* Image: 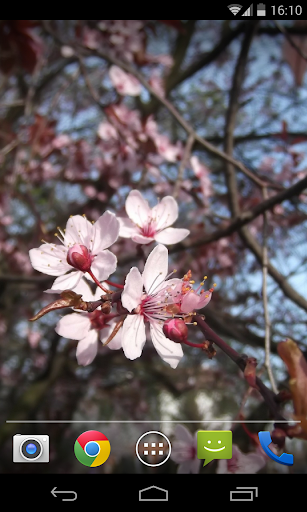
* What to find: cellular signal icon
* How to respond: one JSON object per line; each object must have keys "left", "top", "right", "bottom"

{"left": 227, "top": 4, "right": 243, "bottom": 15}
{"left": 242, "top": 3, "right": 253, "bottom": 15}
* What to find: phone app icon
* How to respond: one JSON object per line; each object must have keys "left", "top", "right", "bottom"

{"left": 74, "top": 430, "right": 111, "bottom": 467}
{"left": 197, "top": 430, "right": 232, "bottom": 466}
{"left": 258, "top": 431, "right": 293, "bottom": 466}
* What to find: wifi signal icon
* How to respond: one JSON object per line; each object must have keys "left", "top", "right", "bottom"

{"left": 228, "top": 3, "right": 243, "bottom": 14}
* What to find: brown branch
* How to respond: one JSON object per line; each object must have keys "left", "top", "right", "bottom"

{"left": 169, "top": 22, "right": 248, "bottom": 92}
{"left": 74, "top": 42, "right": 269, "bottom": 189}
{"left": 173, "top": 133, "right": 194, "bottom": 198}
{"left": 222, "top": 21, "right": 307, "bottom": 315}
{"left": 224, "top": 22, "right": 259, "bottom": 217}
{"left": 261, "top": 186, "right": 278, "bottom": 393}
{"left": 199, "top": 130, "right": 307, "bottom": 146}
{"left": 43, "top": 22, "right": 285, "bottom": 191}
{"left": 275, "top": 21, "right": 307, "bottom": 61}
{"left": 194, "top": 314, "right": 286, "bottom": 421}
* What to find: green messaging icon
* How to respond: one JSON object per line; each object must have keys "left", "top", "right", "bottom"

{"left": 197, "top": 430, "right": 232, "bottom": 467}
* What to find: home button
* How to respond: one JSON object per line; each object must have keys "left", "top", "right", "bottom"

{"left": 139, "top": 485, "right": 168, "bottom": 501}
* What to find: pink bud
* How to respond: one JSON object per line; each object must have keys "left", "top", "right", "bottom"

{"left": 163, "top": 318, "right": 188, "bottom": 343}
{"left": 66, "top": 244, "right": 93, "bottom": 272}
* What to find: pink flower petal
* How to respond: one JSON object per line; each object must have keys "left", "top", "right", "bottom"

{"left": 91, "top": 211, "right": 119, "bottom": 253}
{"left": 122, "top": 314, "right": 146, "bottom": 359}
{"left": 151, "top": 196, "right": 178, "bottom": 230}
{"left": 181, "top": 292, "right": 200, "bottom": 313}
{"left": 197, "top": 291, "right": 212, "bottom": 309}
{"left": 117, "top": 217, "right": 138, "bottom": 238}
{"left": 72, "top": 278, "right": 95, "bottom": 301}
{"left": 149, "top": 322, "right": 183, "bottom": 368}
{"left": 29, "top": 245, "right": 71, "bottom": 276}
{"left": 64, "top": 215, "right": 92, "bottom": 248}
{"left": 142, "top": 244, "right": 168, "bottom": 294}
{"left": 97, "top": 121, "right": 118, "bottom": 141}
{"left": 131, "top": 233, "right": 155, "bottom": 244}
{"left": 174, "top": 424, "right": 194, "bottom": 444}
{"left": 90, "top": 250, "right": 117, "bottom": 282}
{"left": 122, "top": 267, "right": 143, "bottom": 312}
{"left": 50, "top": 270, "right": 83, "bottom": 291}
{"left": 55, "top": 313, "right": 90, "bottom": 340}
{"left": 125, "top": 190, "right": 151, "bottom": 226}
{"left": 76, "top": 330, "right": 98, "bottom": 365}
{"left": 99, "top": 322, "right": 122, "bottom": 349}
{"left": 109, "top": 65, "right": 141, "bottom": 96}
{"left": 155, "top": 227, "right": 190, "bottom": 245}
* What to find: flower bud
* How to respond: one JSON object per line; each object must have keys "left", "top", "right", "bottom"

{"left": 67, "top": 244, "right": 93, "bottom": 272}
{"left": 163, "top": 318, "right": 188, "bottom": 343}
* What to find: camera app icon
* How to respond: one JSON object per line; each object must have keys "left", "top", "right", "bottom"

{"left": 13, "top": 434, "right": 49, "bottom": 463}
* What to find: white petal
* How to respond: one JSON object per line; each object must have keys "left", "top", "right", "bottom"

{"left": 29, "top": 245, "right": 71, "bottom": 276}
{"left": 151, "top": 196, "right": 178, "bottom": 230}
{"left": 174, "top": 424, "right": 193, "bottom": 444}
{"left": 150, "top": 322, "right": 183, "bottom": 368}
{"left": 122, "top": 314, "right": 146, "bottom": 360}
{"left": 121, "top": 267, "right": 143, "bottom": 312}
{"left": 50, "top": 270, "right": 83, "bottom": 291}
{"left": 131, "top": 233, "right": 155, "bottom": 245}
{"left": 125, "top": 190, "right": 151, "bottom": 226}
{"left": 238, "top": 452, "right": 266, "bottom": 473}
{"left": 55, "top": 313, "right": 90, "bottom": 340}
{"left": 76, "top": 330, "right": 98, "bottom": 365}
{"left": 91, "top": 211, "right": 120, "bottom": 253}
{"left": 99, "top": 322, "right": 122, "bottom": 350}
{"left": 90, "top": 250, "right": 117, "bottom": 282}
{"left": 64, "top": 215, "right": 93, "bottom": 248}
{"left": 117, "top": 217, "right": 138, "bottom": 238}
{"left": 142, "top": 244, "right": 168, "bottom": 294}
{"left": 155, "top": 227, "right": 190, "bottom": 245}
{"left": 72, "top": 278, "right": 95, "bottom": 300}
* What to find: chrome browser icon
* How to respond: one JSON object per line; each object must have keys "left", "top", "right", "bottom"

{"left": 74, "top": 430, "right": 111, "bottom": 467}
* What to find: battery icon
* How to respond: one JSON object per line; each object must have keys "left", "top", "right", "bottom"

{"left": 257, "top": 3, "right": 266, "bottom": 15}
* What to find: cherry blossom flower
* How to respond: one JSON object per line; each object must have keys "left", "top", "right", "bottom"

{"left": 171, "top": 425, "right": 200, "bottom": 474}
{"left": 121, "top": 244, "right": 184, "bottom": 368}
{"left": 118, "top": 190, "right": 190, "bottom": 245}
{"left": 190, "top": 155, "right": 213, "bottom": 201}
{"left": 29, "top": 211, "right": 119, "bottom": 291}
{"left": 97, "top": 121, "right": 118, "bottom": 141}
{"left": 216, "top": 444, "right": 266, "bottom": 474}
{"left": 55, "top": 279, "right": 122, "bottom": 366}
{"left": 169, "top": 270, "right": 213, "bottom": 314}
{"left": 109, "top": 65, "right": 141, "bottom": 96}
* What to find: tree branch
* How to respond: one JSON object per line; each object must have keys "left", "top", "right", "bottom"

{"left": 194, "top": 314, "right": 286, "bottom": 421}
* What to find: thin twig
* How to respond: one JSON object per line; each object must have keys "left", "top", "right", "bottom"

{"left": 261, "top": 186, "right": 278, "bottom": 393}
{"left": 41, "top": 22, "right": 270, "bottom": 190}
{"left": 0, "top": 139, "right": 19, "bottom": 156}
{"left": 173, "top": 134, "right": 194, "bottom": 198}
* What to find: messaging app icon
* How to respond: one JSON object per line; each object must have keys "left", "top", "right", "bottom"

{"left": 197, "top": 430, "right": 232, "bottom": 467}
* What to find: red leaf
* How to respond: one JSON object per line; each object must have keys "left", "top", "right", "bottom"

{"left": 0, "top": 20, "right": 43, "bottom": 74}
{"left": 282, "top": 21, "right": 307, "bottom": 86}
{"left": 278, "top": 339, "right": 307, "bottom": 438}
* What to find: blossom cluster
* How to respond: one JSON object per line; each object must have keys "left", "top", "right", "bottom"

{"left": 29, "top": 190, "right": 213, "bottom": 368}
